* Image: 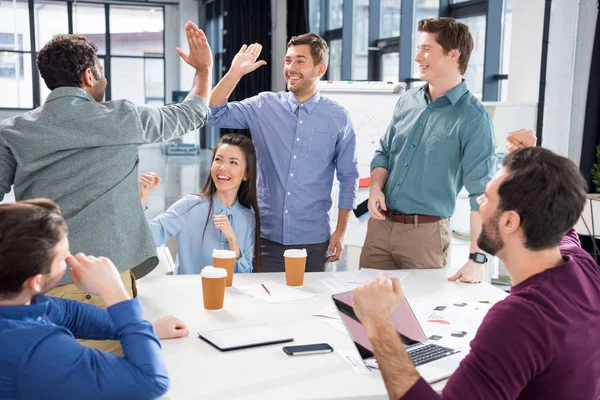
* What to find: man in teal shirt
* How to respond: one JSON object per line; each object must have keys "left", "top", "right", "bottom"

{"left": 361, "top": 17, "right": 494, "bottom": 282}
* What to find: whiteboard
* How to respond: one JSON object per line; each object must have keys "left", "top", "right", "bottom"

{"left": 319, "top": 81, "right": 406, "bottom": 247}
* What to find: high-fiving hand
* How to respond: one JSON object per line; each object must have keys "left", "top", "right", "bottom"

{"left": 229, "top": 44, "right": 268, "bottom": 77}
{"left": 177, "top": 21, "right": 213, "bottom": 71}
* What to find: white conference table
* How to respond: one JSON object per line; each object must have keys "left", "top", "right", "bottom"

{"left": 137, "top": 269, "right": 508, "bottom": 400}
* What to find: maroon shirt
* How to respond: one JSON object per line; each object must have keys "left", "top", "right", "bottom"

{"left": 403, "top": 229, "right": 600, "bottom": 400}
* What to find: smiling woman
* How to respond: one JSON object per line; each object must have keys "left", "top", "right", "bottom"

{"left": 139, "top": 134, "right": 262, "bottom": 275}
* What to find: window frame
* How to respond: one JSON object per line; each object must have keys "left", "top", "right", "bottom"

{"left": 311, "top": 0, "right": 509, "bottom": 101}
{"left": 0, "top": 0, "right": 167, "bottom": 111}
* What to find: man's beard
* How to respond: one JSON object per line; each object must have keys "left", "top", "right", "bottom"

{"left": 477, "top": 211, "right": 504, "bottom": 256}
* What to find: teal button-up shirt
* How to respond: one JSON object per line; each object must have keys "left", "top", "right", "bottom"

{"left": 371, "top": 81, "right": 495, "bottom": 218}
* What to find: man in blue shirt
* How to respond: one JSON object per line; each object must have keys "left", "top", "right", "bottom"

{"left": 362, "top": 18, "right": 496, "bottom": 282}
{"left": 207, "top": 33, "right": 359, "bottom": 272}
{"left": 0, "top": 199, "right": 189, "bottom": 399}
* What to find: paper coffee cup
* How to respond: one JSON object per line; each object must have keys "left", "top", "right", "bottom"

{"left": 212, "top": 249, "right": 236, "bottom": 287}
{"left": 201, "top": 266, "right": 227, "bottom": 310}
{"left": 284, "top": 249, "right": 307, "bottom": 287}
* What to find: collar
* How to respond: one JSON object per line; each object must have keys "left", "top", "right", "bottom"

{"left": 422, "top": 79, "right": 468, "bottom": 106}
{"left": 213, "top": 193, "right": 241, "bottom": 215}
{"left": 0, "top": 296, "right": 50, "bottom": 322}
{"left": 45, "top": 87, "right": 96, "bottom": 104}
{"left": 286, "top": 91, "right": 321, "bottom": 114}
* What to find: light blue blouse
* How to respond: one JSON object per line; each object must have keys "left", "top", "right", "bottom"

{"left": 147, "top": 194, "right": 255, "bottom": 274}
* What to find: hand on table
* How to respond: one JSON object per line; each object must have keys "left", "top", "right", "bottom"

{"left": 152, "top": 315, "right": 189, "bottom": 339}
{"left": 448, "top": 259, "right": 485, "bottom": 283}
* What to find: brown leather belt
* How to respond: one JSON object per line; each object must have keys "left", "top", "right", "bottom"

{"left": 382, "top": 209, "right": 441, "bottom": 224}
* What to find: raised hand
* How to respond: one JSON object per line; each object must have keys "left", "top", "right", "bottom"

{"left": 229, "top": 43, "right": 268, "bottom": 77}
{"left": 139, "top": 172, "right": 161, "bottom": 199}
{"left": 506, "top": 129, "right": 536, "bottom": 152}
{"left": 177, "top": 21, "right": 213, "bottom": 71}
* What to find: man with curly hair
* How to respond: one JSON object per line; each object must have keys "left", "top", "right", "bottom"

{"left": 0, "top": 21, "right": 212, "bottom": 353}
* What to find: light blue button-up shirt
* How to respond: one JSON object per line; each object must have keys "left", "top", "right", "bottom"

{"left": 371, "top": 81, "right": 495, "bottom": 218}
{"left": 208, "top": 91, "right": 359, "bottom": 245}
{"left": 147, "top": 194, "right": 255, "bottom": 274}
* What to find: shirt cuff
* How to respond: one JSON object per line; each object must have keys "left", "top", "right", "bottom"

{"left": 370, "top": 156, "right": 389, "bottom": 171}
{"left": 469, "top": 195, "right": 481, "bottom": 211}
{"left": 209, "top": 103, "right": 227, "bottom": 113}
{"left": 400, "top": 377, "right": 439, "bottom": 400}
{"left": 107, "top": 298, "right": 146, "bottom": 330}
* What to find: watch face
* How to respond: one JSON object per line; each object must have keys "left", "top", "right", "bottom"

{"left": 471, "top": 253, "right": 486, "bottom": 263}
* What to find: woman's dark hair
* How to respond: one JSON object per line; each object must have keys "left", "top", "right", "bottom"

{"left": 499, "top": 147, "right": 587, "bottom": 250}
{"left": 37, "top": 34, "right": 100, "bottom": 90}
{"left": 0, "top": 199, "right": 69, "bottom": 299}
{"left": 198, "top": 134, "right": 261, "bottom": 271}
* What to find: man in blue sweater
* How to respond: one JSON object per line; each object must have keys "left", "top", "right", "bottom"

{"left": 0, "top": 199, "right": 188, "bottom": 399}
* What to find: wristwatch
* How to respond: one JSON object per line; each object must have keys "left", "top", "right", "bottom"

{"left": 469, "top": 252, "right": 488, "bottom": 264}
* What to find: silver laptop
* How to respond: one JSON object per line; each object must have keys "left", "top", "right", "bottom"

{"left": 332, "top": 291, "right": 463, "bottom": 384}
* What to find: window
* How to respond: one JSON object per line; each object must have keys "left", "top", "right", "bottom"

{"left": 352, "top": 0, "right": 369, "bottom": 80}
{"left": 411, "top": 0, "right": 439, "bottom": 85}
{"left": 329, "top": 39, "right": 342, "bottom": 81}
{"left": 309, "top": 0, "right": 321, "bottom": 34}
{"left": 110, "top": 5, "right": 165, "bottom": 105}
{"left": 34, "top": 1, "right": 68, "bottom": 51}
{"left": 73, "top": 3, "right": 106, "bottom": 55}
{"left": 110, "top": 6, "right": 164, "bottom": 57}
{"left": 0, "top": 1, "right": 165, "bottom": 110}
{"left": 380, "top": 0, "right": 401, "bottom": 38}
{"left": 0, "top": 0, "right": 32, "bottom": 108}
{"left": 111, "top": 57, "right": 164, "bottom": 105}
{"left": 457, "top": 15, "right": 486, "bottom": 100}
{"left": 329, "top": 0, "right": 344, "bottom": 30}
{"left": 382, "top": 52, "right": 399, "bottom": 82}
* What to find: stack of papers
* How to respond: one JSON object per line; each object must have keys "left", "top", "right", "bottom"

{"left": 237, "top": 282, "right": 316, "bottom": 304}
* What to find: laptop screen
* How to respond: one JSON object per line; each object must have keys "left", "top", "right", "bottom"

{"left": 332, "top": 291, "right": 428, "bottom": 359}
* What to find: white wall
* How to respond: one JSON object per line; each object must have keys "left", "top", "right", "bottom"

{"left": 542, "top": 0, "right": 597, "bottom": 160}
{"left": 507, "top": 0, "right": 545, "bottom": 103}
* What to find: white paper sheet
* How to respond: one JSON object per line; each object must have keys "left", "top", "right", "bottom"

{"left": 318, "top": 277, "right": 352, "bottom": 293}
{"left": 237, "top": 282, "right": 316, "bottom": 304}
{"left": 339, "top": 351, "right": 376, "bottom": 374}
{"left": 313, "top": 302, "right": 340, "bottom": 320}
{"left": 331, "top": 268, "right": 410, "bottom": 289}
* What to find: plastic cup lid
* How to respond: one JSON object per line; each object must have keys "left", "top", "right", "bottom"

{"left": 284, "top": 249, "right": 307, "bottom": 258}
{"left": 201, "top": 266, "right": 228, "bottom": 278}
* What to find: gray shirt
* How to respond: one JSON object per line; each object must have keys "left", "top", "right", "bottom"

{"left": 0, "top": 87, "right": 209, "bottom": 285}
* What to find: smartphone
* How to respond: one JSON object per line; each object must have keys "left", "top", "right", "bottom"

{"left": 282, "top": 343, "right": 334, "bottom": 356}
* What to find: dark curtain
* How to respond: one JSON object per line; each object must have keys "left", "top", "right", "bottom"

{"left": 580, "top": 4, "right": 600, "bottom": 191}
{"left": 222, "top": 0, "right": 272, "bottom": 135}
{"left": 287, "top": 0, "right": 309, "bottom": 41}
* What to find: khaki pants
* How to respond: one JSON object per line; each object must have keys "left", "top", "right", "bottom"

{"left": 46, "top": 270, "right": 137, "bottom": 355}
{"left": 359, "top": 217, "right": 450, "bottom": 270}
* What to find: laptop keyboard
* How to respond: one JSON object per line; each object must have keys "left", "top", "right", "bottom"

{"left": 407, "top": 344, "right": 460, "bottom": 367}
